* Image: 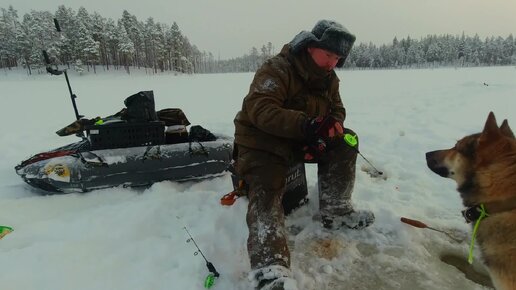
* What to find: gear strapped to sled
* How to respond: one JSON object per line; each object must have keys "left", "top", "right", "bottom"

{"left": 16, "top": 88, "right": 233, "bottom": 194}
{"left": 18, "top": 26, "right": 234, "bottom": 194}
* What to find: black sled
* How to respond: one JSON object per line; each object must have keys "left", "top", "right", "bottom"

{"left": 14, "top": 90, "right": 233, "bottom": 194}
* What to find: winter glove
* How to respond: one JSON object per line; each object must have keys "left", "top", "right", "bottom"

{"left": 302, "top": 116, "right": 344, "bottom": 160}
{"left": 304, "top": 116, "right": 344, "bottom": 141}
{"left": 303, "top": 140, "right": 327, "bottom": 161}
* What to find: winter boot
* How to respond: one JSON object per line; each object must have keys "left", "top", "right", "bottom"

{"left": 317, "top": 129, "right": 375, "bottom": 230}
{"left": 258, "top": 277, "right": 298, "bottom": 290}
{"left": 249, "top": 265, "right": 298, "bottom": 290}
{"left": 322, "top": 207, "right": 375, "bottom": 230}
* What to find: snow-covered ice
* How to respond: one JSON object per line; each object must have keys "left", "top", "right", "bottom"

{"left": 1, "top": 66, "right": 515, "bottom": 289}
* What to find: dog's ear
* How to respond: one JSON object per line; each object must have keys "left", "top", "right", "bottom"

{"left": 500, "top": 119, "right": 515, "bottom": 139}
{"left": 479, "top": 112, "right": 502, "bottom": 144}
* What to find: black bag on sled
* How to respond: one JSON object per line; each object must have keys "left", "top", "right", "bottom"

{"left": 123, "top": 91, "right": 158, "bottom": 122}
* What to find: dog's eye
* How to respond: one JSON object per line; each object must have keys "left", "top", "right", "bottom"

{"left": 453, "top": 133, "right": 481, "bottom": 158}
{"left": 456, "top": 140, "right": 477, "bottom": 158}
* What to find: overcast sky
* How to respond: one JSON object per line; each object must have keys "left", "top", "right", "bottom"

{"left": 2, "top": 0, "right": 515, "bottom": 59}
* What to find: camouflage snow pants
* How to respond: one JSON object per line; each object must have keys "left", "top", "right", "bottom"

{"left": 236, "top": 129, "right": 358, "bottom": 270}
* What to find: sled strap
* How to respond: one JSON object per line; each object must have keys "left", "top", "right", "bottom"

{"left": 75, "top": 151, "right": 108, "bottom": 167}
{"left": 142, "top": 145, "right": 162, "bottom": 161}
{"left": 189, "top": 141, "right": 209, "bottom": 156}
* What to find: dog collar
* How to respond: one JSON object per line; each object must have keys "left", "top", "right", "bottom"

{"left": 464, "top": 204, "right": 489, "bottom": 264}
{"left": 462, "top": 205, "right": 487, "bottom": 224}
{"left": 462, "top": 197, "right": 516, "bottom": 223}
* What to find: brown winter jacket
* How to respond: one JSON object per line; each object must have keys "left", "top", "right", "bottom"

{"left": 234, "top": 44, "right": 346, "bottom": 160}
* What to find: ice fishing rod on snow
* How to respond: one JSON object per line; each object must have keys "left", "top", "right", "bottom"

{"left": 42, "top": 18, "right": 83, "bottom": 122}
{"left": 177, "top": 217, "right": 220, "bottom": 288}
{"left": 343, "top": 133, "right": 383, "bottom": 176}
{"left": 400, "top": 217, "right": 463, "bottom": 243}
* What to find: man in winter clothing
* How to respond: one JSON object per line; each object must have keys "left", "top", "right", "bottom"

{"left": 233, "top": 20, "right": 375, "bottom": 290}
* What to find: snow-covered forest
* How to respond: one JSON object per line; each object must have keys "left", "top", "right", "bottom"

{"left": 1, "top": 5, "right": 515, "bottom": 75}
{"left": 0, "top": 5, "right": 211, "bottom": 75}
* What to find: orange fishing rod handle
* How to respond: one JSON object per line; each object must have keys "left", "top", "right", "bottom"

{"left": 400, "top": 217, "right": 428, "bottom": 228}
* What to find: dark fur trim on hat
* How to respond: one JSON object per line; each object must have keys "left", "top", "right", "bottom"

{"left": 289, "top": 20, "right": 355, "bottom": 68}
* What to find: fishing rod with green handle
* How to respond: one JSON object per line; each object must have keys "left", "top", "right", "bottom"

{"left": 177, "top": 217, "right": 220, "bottom": 288}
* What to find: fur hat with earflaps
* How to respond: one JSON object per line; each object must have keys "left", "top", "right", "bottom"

{"left": 290, "top": 20, "right": 356, "bottom": 68}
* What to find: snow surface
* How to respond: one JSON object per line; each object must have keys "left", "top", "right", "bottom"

{"left": 1, "top": 66, "right": 515, "bottom": 290}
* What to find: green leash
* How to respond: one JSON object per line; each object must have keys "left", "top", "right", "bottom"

{"left": 468, "top": 204, "right": 489, "bottom": 264}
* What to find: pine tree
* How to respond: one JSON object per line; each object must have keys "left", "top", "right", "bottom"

{"left": 91, "top": 12, "right": 109, "bottom": 70}
{"left": 104, "top": 19, "right": 119, "bottom": 69}
{"left": 180, "top": 36, "right": 194, "bottom": 73}
{"left": 0, "top": 6, "right": 20, "bottom": 68}
{"left": 117, "top": 20, "right": 134, "bottom": 73}
{"left": 120, "top": 10, "right": 144, "bottom": 68}
{"left": 54, "top": 5, "right": 77, "bottom": 68}
{"left": 143, "top": 17, "right": 159, "bottom": 73}
{"left": 76, "top": 21, "right": 99, "bottom": 72}
{"left": 169, "top": 22, "right": 183, "bottom": 72}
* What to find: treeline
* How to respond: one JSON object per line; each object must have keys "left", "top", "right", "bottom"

{"left": 213, "top": 33, "right": 516, "bottom": 72}
{"left": 344, "top": 34, "right": 516, "bottom": 69}
{"left": 0, "top": 5, "right": 220, "bottom": 74}
{"left": 1, "top": 5, "right": 515, "bottom": 75}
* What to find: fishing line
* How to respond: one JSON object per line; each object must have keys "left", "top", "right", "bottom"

{"left": 344, "top": 133, "right": 383, "bottom": 176}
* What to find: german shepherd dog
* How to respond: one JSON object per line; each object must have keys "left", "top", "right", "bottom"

{"left": 426, "top": 112, "right": 516, "bottom": 290}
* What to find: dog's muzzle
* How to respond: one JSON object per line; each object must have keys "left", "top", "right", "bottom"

{"left": 426, "top": 151, "right": 450, "bottom": 177}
